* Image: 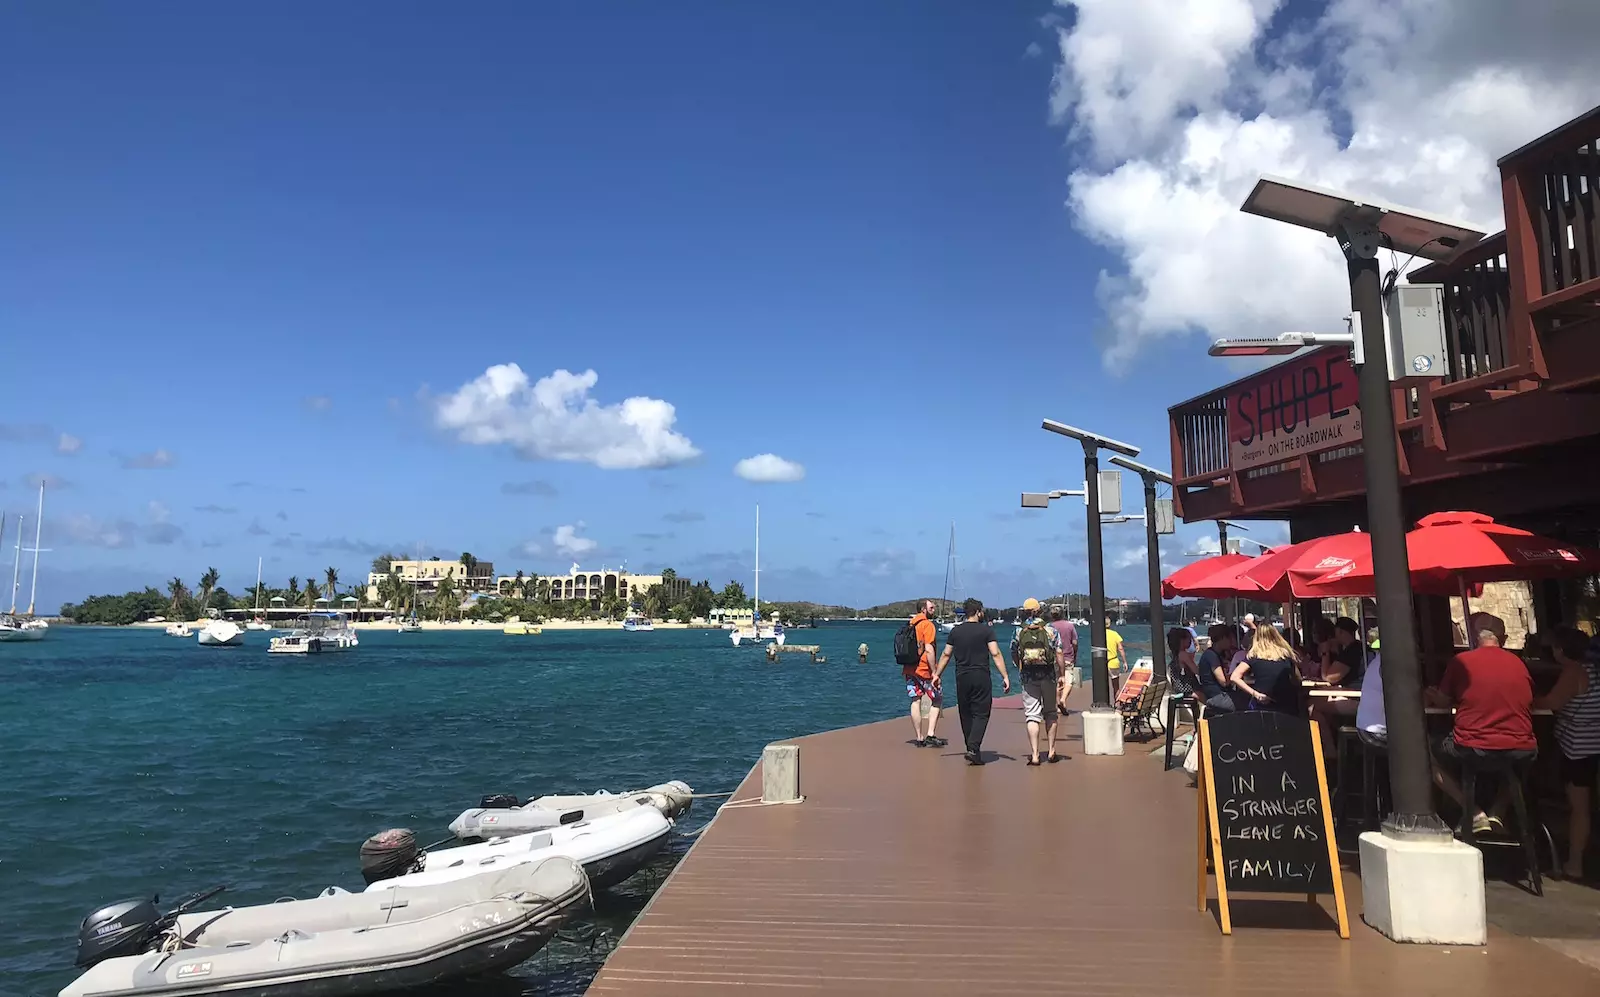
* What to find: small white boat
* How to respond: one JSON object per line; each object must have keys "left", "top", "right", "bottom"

{"left": 195, "top": 620, "right": 244, "bottom": 647}
{"left": 502, "top": 621, "right": 541, "bottom": 635}
{"left": 621, "top": 614, "right": 654, "bottom": 632}
{"left": 364, "top": 803, "right": 671, "bottom": 894}
{"left": 62, "top": 857, "right": 589, "bottom": 997}
{"left": 449, "top": 780, "right": 694, "bottom": 841}
{"left": 731, "top": 621, "right": 784, "bottom": 646}
{"left": 243, "top": 619, "right": 272, "bottom": 631}
{"left": 269, "top": 612, "right": 359, "bottom": 654}
{"left": 163, "top": 623, "right": 192, "bottom": 638}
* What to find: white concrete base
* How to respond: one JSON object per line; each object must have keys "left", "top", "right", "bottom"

{"left": 1081, "top": 709, "right": 1125, "bottom": 756}
{"left": 761, "top": 743, "right": 801, "bottom": 804}
{"left": 1358, "top": 830, "right": 1486, "bottom": 945}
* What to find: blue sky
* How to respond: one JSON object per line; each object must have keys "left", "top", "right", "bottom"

{"left": 20, "top": 1, "right": 1495, "bottom": 611}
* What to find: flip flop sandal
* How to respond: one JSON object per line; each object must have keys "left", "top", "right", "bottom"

{"left": 1027, "top": 756, "right": 1042, "bottom": 766}
{"left": 1047, "top": 753, "right": 1062, "bottom": 763}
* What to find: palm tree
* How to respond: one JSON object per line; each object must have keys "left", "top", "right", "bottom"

{"left": 324, "top": 566, "right": 339, "bottom": 600}
{"left": 197, "top": 567, "right": 220, "bottom": 613}
{"left": 287, "top": 576, "right": 300, "bottom": 599}
{"left": 167, "top": 577, "right": 189, "bottom": 617}
{"left": 513, "top": 570, "right": 525, "bottom": 600}
{"left": 434, "top": 577, "right": 457, "bottom": 621}
{"left": 303, "top": 580, "right": 321, "bottom": 613}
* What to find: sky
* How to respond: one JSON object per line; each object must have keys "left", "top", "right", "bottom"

{"left": 4, "top": 1, "right": 1599, "bottom": 611}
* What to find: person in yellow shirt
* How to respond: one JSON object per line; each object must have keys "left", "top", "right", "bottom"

{"left": 1104, "top": 612, "right": 1126, "bottom": 697}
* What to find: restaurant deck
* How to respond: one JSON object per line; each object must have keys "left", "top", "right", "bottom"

{"left": 586, "top": 690, "right": 1600, "bottom": 995}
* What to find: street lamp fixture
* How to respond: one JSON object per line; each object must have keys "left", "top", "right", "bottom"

{"left": 1237, "top": 174, "right": 1488, "bottom": 849}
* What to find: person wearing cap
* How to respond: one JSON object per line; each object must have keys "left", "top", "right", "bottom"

{"left": 1010, "top": 597, "right": 1065, "bottom": 765}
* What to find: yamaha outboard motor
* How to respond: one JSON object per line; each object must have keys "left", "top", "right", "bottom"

{"left": 479, "top": 793, "right": 520, "bottom": 809}
{"left": 75, "top": 897, "right": 161, "bottom": 968}
{"left": 74, "top": 886, "right": 228, "bottom": 969}
{"left": 360, "top": 828, "right": 423, "bottom": 885}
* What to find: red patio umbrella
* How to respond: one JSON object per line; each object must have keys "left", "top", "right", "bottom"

{"left": 1306, "top": 512, "right": 1600, "bottom": 593}
{"left": 1160, "top": 553, "right": 1253, "bottom": 599}
{"left": 1236, "top": 530, "right": 1374, "bottom": 599}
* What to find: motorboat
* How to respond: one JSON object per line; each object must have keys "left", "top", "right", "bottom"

{"left": 621, "top": 614, "right": 654, "bottom": 632}
{"left": 364, "top": 802, "right": 671, "bottom": 894}
{"left": 61, "top": 857, "right": 589, "bottom": 997}
{"left": 163, "top": 623, "right": 192, "bottom": 638}
{"left": 449, "top": 780, "right": 694, "bottom": 841}
{"left": 243, "top": 619, "right": 272, "bottom": 631}
{"left": 269, "top": 612, "right": 359, "bottom": 654}
{"left": 195, "top": 620, "right": 244, "bottom": 647}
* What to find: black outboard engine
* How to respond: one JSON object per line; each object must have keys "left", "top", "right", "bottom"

{"left": 74, "top": 885, "right": 228, "bottom": 969}
{"left": 360, "top": 828, "right": 423, "bottom": 885}
{"left": 75, "top": 897, "right": 161, "bottom": 968}
{"left": 479, "top": 793, "right": 520, "bottom": 809}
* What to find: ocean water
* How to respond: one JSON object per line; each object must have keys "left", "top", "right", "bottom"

{"left": 1, "top": 621, "right": 1150, "bottom": 997}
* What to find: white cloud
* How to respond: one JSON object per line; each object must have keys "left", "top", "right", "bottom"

{"left": 1113, "top": 545, "right": 1150, "bottom": 571}
{"left": 121, "top": 448, "right": 175, "bottom": 469}
{"left": 1048, "top": 0, "right": 1600, "bottom": 370}
{"left": 552, "top": 523, "right": 597, "bottom": 557}
{"left": 734, "top": 453, "right": 806, "bottom": 483}
{"left": 56, "top": 433, "right": 82, "bottom": 455}
{"left": 434, "top": 364, "right": 699, "bottom": 470}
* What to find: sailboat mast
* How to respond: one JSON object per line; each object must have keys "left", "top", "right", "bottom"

{"left": 753, "top": 504, "right": 760, "bottom": 624}
{"left": 9, "top": 514, "right": 23, "bottom": 613}
{"left": 254, "top": 557, "right": 263, "bottom": 612}
{"left": 26, "top": 482, "right": 43, "bottom": 615}
{"left": 941, "top": 522, "right": 952, "bottom": 616}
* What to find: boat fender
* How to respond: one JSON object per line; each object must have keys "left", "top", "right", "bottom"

{"left": 479, "top": 793, "right": 521, "bottom": 809}
{"left": 359, "top": 828, "right": 422, "bottom": 885}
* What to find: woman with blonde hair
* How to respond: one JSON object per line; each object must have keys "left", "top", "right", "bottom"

{"left": 1230, "top": 624, "right": 1303, "bottom": 716}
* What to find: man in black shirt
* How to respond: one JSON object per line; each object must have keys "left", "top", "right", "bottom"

{"left": 933, "top": 597, "right": 1011, "bottom": 765}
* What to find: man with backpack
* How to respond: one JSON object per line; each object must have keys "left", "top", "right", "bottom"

{"left": 933, "top": 597, "right": 1010, "bottom": 764}
{"left": 894, "top": 599, "right": 946, "bottom": 748}
{"left": 1011, "top": 597, "right": 1066, "bottom": 765}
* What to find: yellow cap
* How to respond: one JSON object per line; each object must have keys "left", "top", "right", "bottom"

{"left": 1022, "top": 597, "right": 1041, "bottom": 611}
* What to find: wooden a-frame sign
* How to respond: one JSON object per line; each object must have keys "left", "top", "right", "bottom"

{"left": 1196, "top": 712, "right": 1349, "bottom": 938}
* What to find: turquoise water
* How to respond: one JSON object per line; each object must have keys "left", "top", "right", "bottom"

{"left": 1, "top": 622, "right": 1150, "bottom": 996}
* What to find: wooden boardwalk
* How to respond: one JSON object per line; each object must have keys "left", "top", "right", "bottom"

{"left": 587, "top": 691, "right": 1600, "bottom": 995}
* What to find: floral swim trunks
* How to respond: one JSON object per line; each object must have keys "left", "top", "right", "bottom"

{"left": 905, "top": 674, "right": 942, "bottom": 706}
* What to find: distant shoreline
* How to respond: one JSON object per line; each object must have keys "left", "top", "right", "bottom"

{"left": 121, "top": 619, "right": 725, "bottom": 632}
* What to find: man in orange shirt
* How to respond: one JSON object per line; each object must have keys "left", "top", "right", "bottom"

{"left": 905, "top": 599, "right": 946, "bottom": 747}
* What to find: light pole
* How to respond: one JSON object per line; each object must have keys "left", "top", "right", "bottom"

{"left": 1223, "top": 174, "right": 1490, "bottom": 944}
{"left": 1109, "top": 455, "right": 1174, "bottom": 685}
{"left": 1031, "top": 421, "right": 1141, "bottom": 756}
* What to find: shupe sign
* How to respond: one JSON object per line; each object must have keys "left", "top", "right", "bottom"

{"left": 1227, "top": 347, "right": 1362, "bottom": 472}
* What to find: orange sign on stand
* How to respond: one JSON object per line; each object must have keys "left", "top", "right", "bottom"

{"left": 1227, "top": 346, "right": 1362, "bottom": 473}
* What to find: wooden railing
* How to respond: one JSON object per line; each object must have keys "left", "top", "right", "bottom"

{"left": 1170, "top": 390, "right": 1229, "bottom": 484}
{"left": 1500, "top": 105, "right": 1600, "bottom": 327}
{"left": 1418, "top": 232, "right": 1513, "bottom": 383}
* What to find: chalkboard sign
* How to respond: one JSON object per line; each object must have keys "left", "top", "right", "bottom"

{"left": 1196, "top": 711, "right": 1348, "bottom": 938}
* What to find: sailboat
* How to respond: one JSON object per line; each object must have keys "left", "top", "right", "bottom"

{"left": 1, "top": 483, "right": 49, "bottom": 642}
{"left": 938, "top": 522, "right": 961, "bottom": 632}
{"left": 730, "top": 504, "right": 784, "bottom": 647}
{"left": 245, "top": 557, "right": 272, "bottom": 630}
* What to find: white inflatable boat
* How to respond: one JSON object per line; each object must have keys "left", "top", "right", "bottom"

{"left": 449, "top": 780, "right": 694, "bottom": 841}
{"left": 365, "top": 803, "right": 671, "bottom": 894}
{"left": 62, "top": 857, "right": 588, "bottom": 997}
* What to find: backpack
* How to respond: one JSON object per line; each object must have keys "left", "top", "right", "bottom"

{"left": 892, "top": 619, "right": 923, "bottom": 668}
{"left": 1016, "top": 623, "right": 1056, "bottom": 675}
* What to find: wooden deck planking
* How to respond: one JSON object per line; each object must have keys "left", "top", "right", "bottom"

{"left": 587, "top": 691, "right": 1600, "bottom": 995}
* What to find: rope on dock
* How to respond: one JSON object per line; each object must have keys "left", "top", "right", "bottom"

{"left": 686, "top": 791, "right": 736, "bottom": 800}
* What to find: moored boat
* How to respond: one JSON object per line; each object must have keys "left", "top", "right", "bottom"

{"left": 196, "top": 620, "right": 244, "bottom": 647}
{"left": 448, "top": 780, "right": 694, "bottom": 841}
{"left": 61, "top": 857, "right": 589, "bottom": 997}
{"left": 620, "top": 614, "right": 654, "bottom": 632}
{"left": 363, "top": 802, "right": 671, "bottom": 893}
{"left": 269, "top": 612, "right": 359, "bottom": 654}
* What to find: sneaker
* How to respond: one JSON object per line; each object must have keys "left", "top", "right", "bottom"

{"left": 912, "top": 738, "right": 927, "bottom": 748}
{"left": 965, "top": 750, "right": 985, "bottom": 765}
{"left": 1470, "top": 813, "right": 1492, "bottom": 835}
{"left": 925, "top": 735, "right": 948, "bottom": 748}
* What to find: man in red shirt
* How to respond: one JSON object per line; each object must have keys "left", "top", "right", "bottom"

{"left": 1424, "top": 613, "right": 1536, "bottom": 834}
{"left": 904, "top": 600, "right": 946, "bottom": 748}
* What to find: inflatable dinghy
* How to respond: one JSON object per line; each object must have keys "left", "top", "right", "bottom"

{"left": 62, "top": 856, "right": 588, "bottom": 997}
{"left": 366, "top": 803, "right": 670, "bottom": 893}
{"left": 450, "top": 780, "right": 693, "bottom": 841}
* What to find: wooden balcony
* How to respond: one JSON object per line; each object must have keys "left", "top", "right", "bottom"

{"left": 1170, "top": 104, "right": 1600, "bottom": 525}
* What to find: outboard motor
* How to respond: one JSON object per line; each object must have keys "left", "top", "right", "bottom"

{"left": 479, "top": 793, "right": 520, "bottom": 809}
{"left": 360, "top": 828, "right": 422, "bottom": 885}
{"left": 74, "top": 886, "right": 228, "bottom": 969}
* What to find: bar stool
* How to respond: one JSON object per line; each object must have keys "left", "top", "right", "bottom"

{"left": 1164, "top": 693, "right": 1200, "bottom": 770}
{"left": 1455, "top": 751, "right": 1544, "bottom": 897}
{"left": 1332, "top": 727, "right": 1387, "bottom": 839}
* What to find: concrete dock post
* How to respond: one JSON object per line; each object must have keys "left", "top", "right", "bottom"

{"left": 761, "top": 743, "right": 801, "bottom": 804}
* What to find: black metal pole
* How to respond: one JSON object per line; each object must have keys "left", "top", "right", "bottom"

{"left": 1218, "top": 520, "right": 1229, "bottom": 555}
{"left": 1084, "top": 447, "right": 1111, "bottom": 708}
{"left": 1347, "top": 249, "right": 1447, "bottom": 837}
{"left": 1144, "top": 477, "right": 1166, "bottom": 681}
